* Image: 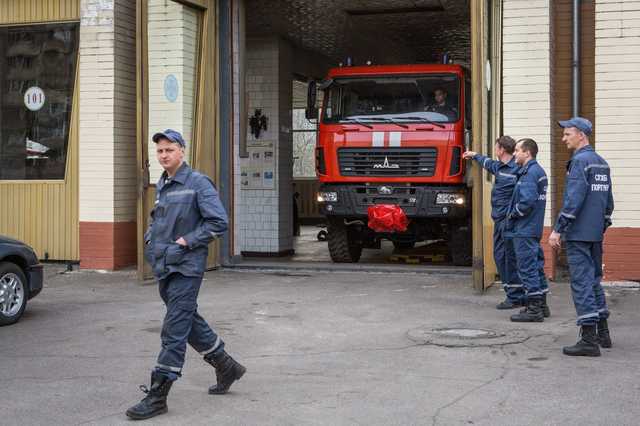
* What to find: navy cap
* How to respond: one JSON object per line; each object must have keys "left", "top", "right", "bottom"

{"left": 152, "top": 129, "right": 186, "bottom": 147}
{"left": 558, "top": 117, "right": 592, "bottom": 136}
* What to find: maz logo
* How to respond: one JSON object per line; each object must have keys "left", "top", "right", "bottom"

{"left": 373, "top": 156, "right": 400, "bottom": 169}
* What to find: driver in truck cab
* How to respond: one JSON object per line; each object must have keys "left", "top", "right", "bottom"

{"left": 425, "top": 88, "right": 457, "bottom": 120}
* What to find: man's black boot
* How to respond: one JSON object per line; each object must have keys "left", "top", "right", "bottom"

{"left": 541, "top": 293, "right": 551, "bottom": 318}
{"left": 510, "top": 297, "right": 544, "bottom": 322}
{"left": 126, "top": 371, "right": 173, "bottom": 420}
{"left": 597, "top": 318, "right": 612, "bottom": 348}
{"left": 563, "top": 324, "right": 601, "bottom": 357}
{"left": 204, "top": 350, "right": 246, "bottom": 395}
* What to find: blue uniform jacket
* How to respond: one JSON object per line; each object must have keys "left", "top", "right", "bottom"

{"left": 505, "top": 159, "right": 548, "bottom": 239}
{"left": 554, "top": 145, "right": 614, "bottom": 242}
{"left": 473, "top": 154, "right": 519, "bottom": 221}
{"left": 144, "top": 163, "right": 228, "bottom": 280}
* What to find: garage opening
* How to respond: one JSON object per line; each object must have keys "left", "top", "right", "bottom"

{"left": 234, "top": 0, "right": 492, "bottom": 280}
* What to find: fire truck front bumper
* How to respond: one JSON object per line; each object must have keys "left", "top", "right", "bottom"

{"left": 317, "top": 183, "right": 470, "bottom": 219}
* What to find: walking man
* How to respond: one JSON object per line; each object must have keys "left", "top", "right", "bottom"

{"left": 549, "top": 117, "right": 614, "bottom": 357}
{"left": 126, "top": 129, "right": 246, "bottom": 420}
{"left": 463, "top": 136, "right": 524, "bottom": 309}
{"left": 505, "top": 138, "right": 551, "bottom": 322}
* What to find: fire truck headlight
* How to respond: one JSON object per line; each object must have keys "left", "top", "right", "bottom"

{"left": 317, "top": 191, "right": 338, "bottom": 203}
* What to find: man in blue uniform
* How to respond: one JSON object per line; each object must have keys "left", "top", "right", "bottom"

{"left": 549, "top": 117, "right": 614, "bottom": 357}
{"left": 505, "top": 138, "right": 550, "bottom": 322}
{"left": 126, "top": 130, "right": 246, "bottom": 420}
{"left": 464, "top": 136, "right": 524, "bottom": 309}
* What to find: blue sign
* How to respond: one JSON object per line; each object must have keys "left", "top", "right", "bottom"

{"left": 164, "top": 74, "right": 179, "bottom": 103}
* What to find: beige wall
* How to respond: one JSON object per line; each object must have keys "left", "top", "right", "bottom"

{"left": 78, "top": 0, "right": 137, "bottom": 223}
{"left": 595, "top": 0, "right": 640, "bottom": 228}
{"left": 147, "top": 0, "right": 199, "bottom": 182}
{"left": 502, "top": 0, "right": 554, "bottom": 225}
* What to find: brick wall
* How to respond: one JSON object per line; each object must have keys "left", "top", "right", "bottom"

{"left": 502, "top": 1, "right": 554, "bottom": 224}
{"left": 79, "top": 0, "right": 116, "bottom": 223}
{"left": 502, "top": 0, "right": 555, "bottom": 277}
{"left": 595, "top": 0, "right": 640, "bottom": 280}
{"left": 78, "top": 0, "right": 136, "bottom": 268}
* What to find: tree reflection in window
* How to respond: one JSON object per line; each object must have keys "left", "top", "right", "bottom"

{"left": 0, "top": 23, "right": 78, "bottom": 180}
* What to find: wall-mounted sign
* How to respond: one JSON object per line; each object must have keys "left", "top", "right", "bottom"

{"left": 164, "top": 74, "right": 179, "bottom": 103}
{"left": 24, "top": 86, "right": 45, "bottom": 111}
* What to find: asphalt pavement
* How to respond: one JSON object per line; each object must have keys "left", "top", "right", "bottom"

{"left": 1, "top": 264, "right": 639, "bottom": 425}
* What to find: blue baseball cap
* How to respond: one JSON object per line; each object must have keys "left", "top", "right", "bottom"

{"left": 152, "top": 129, "right": 186, "bottom": 147}
{"left": 558, "top": 117, "right": 592, "bottom": 136}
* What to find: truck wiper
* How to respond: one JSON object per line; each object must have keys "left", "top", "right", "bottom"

{"left": 340, "top": 118, "right": 374, "bottom": 129}
{"left": 366, "top": 117, "right": 409, "bottom": 129}
{"left": 396, "top": 116, "right": 446, "bottom": 129}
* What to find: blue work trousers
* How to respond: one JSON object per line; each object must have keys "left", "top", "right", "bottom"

{"left": 566, "top": 241, "right": 609, "bottom": 326}
{"left": 494, "top": 220, "right": 524, "bottom": 303}
{"left": 156, "top": 273, "right": 223, "bottom": 379}
{"left": 512, "top": 237, "right": 549, "bottom": 298}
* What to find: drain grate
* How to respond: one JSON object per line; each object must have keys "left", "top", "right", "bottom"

{"left": 408, "top": 324, "right": 530, "bottom": 347}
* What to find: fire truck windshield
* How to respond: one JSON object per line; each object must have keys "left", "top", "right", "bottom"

{"left": 322, "top": 74, "right": 460, "bottom": 125}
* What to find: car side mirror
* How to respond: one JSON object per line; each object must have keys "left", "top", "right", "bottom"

{"left": 305, "top": 80, "right": 318, "bottom": 120}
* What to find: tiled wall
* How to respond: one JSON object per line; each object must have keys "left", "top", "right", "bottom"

{"left": 234, "top": 37, "right": 294, "bottom": 254}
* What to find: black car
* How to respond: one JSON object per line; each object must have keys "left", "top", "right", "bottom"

{"left": 0, "top": 235, "right": 43, "bottom": 326}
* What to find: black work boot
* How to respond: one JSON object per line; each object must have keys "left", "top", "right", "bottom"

{"left": 563, "top": 324, "right": 601, "bottom": 357}
{"left": 204, "top": 350, "right": 246, "bottom": 395}
{"left": 496, "top": 299, "right": 524, "bottom": 310}
{"left": 510, "top": 297, "right": 544, "bottom": 322}
{"left": 597, "top": 318, "right": 612, "bottom": 348}
{"left": 541, "top": 293, "right": 551, "bottom": 318}
{"left": 126, "top": 371, "right": 174, "bottom": 420}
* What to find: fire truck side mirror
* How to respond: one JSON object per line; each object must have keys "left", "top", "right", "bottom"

{"left": 305, "top": 80, "right": 318, "bottom": 120}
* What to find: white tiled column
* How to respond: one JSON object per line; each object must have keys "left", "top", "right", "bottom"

{"left": 234, "top": 37, "right": 294, "bottom": 255}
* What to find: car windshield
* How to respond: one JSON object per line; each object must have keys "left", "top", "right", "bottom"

{"left": 322, "top": 74, "right": 460, "bottom": 124}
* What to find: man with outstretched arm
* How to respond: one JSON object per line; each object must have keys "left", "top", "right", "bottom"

{"left": 463, "top": 136, "right": 524, "bottom": 309}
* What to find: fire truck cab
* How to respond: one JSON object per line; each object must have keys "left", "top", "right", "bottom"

{"left": 308, "top": 64, "right": 472, "bottom": 265}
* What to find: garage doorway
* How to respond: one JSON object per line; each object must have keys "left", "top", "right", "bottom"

{"left": 234, "top": 0, "right": 498, "bottom": 289}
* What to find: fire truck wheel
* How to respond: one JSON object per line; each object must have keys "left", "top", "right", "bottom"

{"left": 327, "top": 219, "right": 362, "bottom": 263}
{"left": 449, "top": 225, "right": 472, "bottom": 266}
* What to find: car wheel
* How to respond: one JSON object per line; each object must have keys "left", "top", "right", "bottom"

{"left": 0, "top": 261, "right": 28, "bottom": 326}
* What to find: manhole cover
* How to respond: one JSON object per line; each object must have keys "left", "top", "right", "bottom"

{"left": 408, "top": 324, "right": 530, "bottom": 347}
{"left": 434, "top": 328, "right": 495, "bottom": 339}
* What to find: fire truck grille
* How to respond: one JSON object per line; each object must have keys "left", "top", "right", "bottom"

{"left": 338, "top": 148, "right": 437, "bottom": 177}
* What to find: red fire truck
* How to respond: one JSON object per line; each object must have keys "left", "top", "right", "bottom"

{"left": 307, "top": 64, "right": 472, "bottom": 265}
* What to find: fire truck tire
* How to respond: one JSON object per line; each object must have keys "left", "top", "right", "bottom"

{"left": 327, "top": 219, "right": 362, "bottom": 263}
{"left": 449, "top": 226, "right": 472, "bottom": 266}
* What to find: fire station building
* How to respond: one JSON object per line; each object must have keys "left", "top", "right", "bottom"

{"left": 0, "top": 0, "right": 638, "bottom": 286}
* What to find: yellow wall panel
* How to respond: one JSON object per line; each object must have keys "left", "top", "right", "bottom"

{"left": 0, "top": 1, "right": 79, "bottom": 260}
{"left": 0, "top": 0, "right": 79, "bottom": 25}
